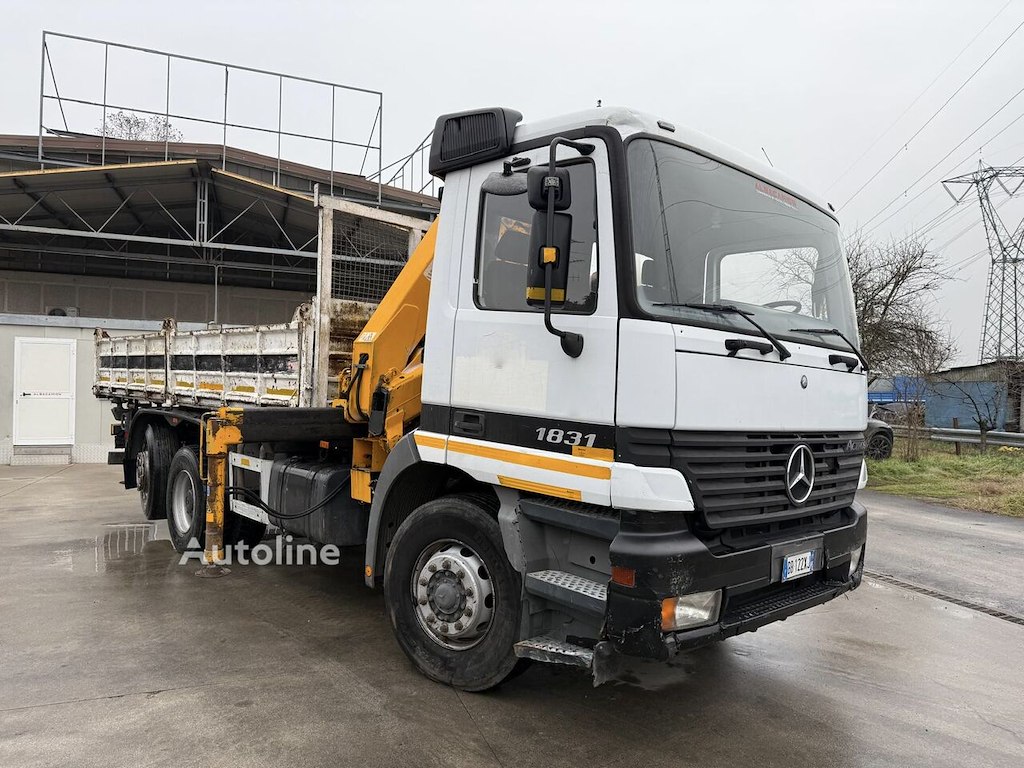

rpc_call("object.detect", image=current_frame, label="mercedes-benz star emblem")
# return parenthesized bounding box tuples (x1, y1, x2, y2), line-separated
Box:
(785, 444, 815, 505)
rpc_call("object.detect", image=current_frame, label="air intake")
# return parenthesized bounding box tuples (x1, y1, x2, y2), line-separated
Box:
(428, 107, 522, 178)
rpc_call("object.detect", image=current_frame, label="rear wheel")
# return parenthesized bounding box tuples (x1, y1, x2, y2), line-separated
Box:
(137, 423, 175, 520)
(383, 496, 523, 691)
(166, 446, 206, 553)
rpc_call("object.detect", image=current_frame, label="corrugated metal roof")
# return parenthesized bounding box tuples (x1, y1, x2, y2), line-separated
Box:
(0, 159, 319, 250)
(0, 134, 439, 213)
(0, 159, 318, 273)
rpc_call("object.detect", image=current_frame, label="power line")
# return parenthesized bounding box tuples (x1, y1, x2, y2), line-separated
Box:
(840, 13, 1024, 210)
(937, 188, 1023, 253)
(825, 0, 1013, 195)
(888, 150, 1024, 253)
(859, 91, 1024, 234)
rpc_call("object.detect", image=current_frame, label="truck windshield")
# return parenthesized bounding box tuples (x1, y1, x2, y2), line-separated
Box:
(627, 138, 859, 349)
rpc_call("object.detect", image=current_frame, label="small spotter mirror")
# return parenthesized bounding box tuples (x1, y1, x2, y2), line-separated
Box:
(481, 171, 528, 196)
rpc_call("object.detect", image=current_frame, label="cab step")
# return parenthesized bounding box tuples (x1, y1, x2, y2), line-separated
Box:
(514, 635, 594, 668)
(519, 498, 619, 540)
(525, 569, 607, 617)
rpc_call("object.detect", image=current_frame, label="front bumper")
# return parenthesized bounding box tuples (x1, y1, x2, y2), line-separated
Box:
(603, 501, 867, 661)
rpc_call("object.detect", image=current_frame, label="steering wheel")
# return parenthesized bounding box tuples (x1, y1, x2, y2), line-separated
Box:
(764, 299, 802, 313)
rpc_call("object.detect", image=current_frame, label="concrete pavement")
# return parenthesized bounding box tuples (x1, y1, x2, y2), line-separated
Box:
(859, 489, 1024, 618)
(1, 465, 1022, 768)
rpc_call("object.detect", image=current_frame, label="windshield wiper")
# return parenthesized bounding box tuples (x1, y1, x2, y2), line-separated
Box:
(788, 327, 869, 371)
(654, 302, 791, 360)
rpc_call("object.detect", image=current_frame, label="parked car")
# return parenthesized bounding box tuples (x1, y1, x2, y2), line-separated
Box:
(865, 418, 894, 459)
(870, 401, 923, 426)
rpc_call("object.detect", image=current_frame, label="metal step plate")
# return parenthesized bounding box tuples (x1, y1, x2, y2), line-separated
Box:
(514, 636, 594, 668)
(525, 569, 607, 616)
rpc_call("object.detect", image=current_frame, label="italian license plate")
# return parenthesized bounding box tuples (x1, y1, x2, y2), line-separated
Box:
(782, 550, 815, 582)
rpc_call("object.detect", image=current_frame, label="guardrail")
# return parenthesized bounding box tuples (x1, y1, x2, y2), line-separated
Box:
(891, 425, 1024, 448)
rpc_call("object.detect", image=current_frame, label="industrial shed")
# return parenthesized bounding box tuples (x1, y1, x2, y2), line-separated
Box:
(0, 135, 437, 465)
(923, 362, 1023, 432)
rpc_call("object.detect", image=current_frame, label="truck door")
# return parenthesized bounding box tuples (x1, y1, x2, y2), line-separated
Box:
(446, 139, 618, 479)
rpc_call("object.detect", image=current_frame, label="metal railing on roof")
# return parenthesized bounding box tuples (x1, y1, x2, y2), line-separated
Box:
(369, 131, 436, 198)
(38, 31, 385, 203)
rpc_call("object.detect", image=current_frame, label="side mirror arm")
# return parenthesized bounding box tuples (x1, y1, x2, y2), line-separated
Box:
(539, 138, 593, 359)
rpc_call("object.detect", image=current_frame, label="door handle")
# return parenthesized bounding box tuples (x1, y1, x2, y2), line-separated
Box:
(828, 354, 859, 371)
(725, 338, 773, 356)
(453, 411, 485, 437)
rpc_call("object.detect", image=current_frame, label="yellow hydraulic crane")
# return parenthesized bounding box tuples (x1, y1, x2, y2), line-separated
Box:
(198, 220, 438, 566)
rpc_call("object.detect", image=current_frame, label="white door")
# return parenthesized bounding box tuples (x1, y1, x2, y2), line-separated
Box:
(449, 140, 619, 452)
(13, 337, 77, 446)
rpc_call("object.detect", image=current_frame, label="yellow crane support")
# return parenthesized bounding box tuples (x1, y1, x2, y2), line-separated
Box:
(339, 219, 438, 502)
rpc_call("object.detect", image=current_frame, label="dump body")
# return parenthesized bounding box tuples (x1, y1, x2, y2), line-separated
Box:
(93, 301, 375, 409)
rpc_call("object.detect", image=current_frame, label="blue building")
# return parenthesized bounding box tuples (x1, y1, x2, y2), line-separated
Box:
(868, 363, 1022, 431)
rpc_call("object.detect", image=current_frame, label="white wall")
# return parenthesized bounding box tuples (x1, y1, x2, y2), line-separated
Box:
(0, 317, 196, 464)
(0, 270, 312, 464)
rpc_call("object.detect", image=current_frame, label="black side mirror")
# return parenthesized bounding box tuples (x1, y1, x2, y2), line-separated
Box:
(526, 211, 572, 307)
(525, 137, 593, 359)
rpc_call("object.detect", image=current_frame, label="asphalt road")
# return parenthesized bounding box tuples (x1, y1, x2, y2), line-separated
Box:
(1, 466, 1022, 768)
(859, 490, 1024, 618)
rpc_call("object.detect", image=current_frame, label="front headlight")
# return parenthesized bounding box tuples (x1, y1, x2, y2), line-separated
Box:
(858, 459, 868, 490)
(661, 589, 722, 631)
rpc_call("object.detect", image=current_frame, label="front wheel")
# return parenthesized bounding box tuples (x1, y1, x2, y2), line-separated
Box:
(383, 496, 523, 691)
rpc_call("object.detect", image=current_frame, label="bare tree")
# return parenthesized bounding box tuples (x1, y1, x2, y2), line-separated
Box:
(766, 233, 950, 385)
(846, 232, 949, 382)
(99, 111, 183, 142)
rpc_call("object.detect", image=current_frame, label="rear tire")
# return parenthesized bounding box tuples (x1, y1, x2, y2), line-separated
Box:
(165, 446, 206, 553)
(137, 423, 176, 521)
(383, 496, 523, 691)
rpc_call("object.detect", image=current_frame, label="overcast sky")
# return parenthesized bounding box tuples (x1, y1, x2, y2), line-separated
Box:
(3, 0, 1024, 364)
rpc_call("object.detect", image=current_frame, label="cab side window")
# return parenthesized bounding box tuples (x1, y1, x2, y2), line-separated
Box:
(475, 162, 598, 313)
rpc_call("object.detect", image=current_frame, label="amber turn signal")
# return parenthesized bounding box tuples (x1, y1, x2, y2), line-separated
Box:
(610, 565, 636, 587)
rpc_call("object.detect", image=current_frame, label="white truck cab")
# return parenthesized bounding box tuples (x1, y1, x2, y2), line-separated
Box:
(368, 106, 867, 683)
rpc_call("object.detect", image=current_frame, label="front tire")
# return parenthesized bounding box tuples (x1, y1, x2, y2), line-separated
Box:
(165, 446, 206, 553)
(383, 496, 523, 691)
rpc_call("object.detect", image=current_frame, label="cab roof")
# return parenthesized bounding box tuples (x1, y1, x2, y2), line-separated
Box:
(514, 106, 837, 222)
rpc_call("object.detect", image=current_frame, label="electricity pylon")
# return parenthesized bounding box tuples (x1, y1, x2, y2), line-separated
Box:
(943, 164, 1024, 362)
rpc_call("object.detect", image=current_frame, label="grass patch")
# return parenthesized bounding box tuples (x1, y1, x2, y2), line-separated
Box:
(867, 441, 1024, 517)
